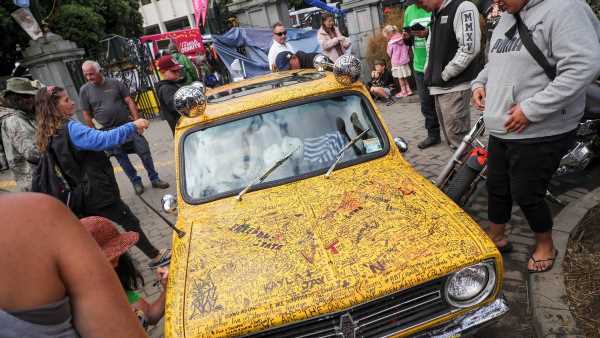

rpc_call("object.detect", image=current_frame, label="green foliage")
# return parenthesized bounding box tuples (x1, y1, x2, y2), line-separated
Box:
(0, 0, 144, 76)
(50, 4, 106, 54)
(48, 0, 144, 54)
(0, 5, 30, 75)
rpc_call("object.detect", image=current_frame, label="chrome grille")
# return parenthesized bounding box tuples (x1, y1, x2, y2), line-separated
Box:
(245, 277, 449, 338)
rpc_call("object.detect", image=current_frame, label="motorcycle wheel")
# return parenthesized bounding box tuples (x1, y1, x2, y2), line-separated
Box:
(445, 165, 480, 205)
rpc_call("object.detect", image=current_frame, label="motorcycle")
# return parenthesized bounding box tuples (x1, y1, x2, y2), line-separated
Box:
(436, 81, 600, 206)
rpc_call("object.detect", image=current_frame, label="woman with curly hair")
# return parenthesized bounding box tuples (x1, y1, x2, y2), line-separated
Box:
(34, 86, 170, 269)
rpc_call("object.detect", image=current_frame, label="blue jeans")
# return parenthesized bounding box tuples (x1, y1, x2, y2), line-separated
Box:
(112, 133, 160, 184)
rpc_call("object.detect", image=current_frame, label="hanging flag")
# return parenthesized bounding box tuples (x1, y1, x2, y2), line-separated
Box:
(201, 0, 209, 27)
(192, 0, 203, 28)
(11, 8, 43, 40)
(193, 0, 209, 27)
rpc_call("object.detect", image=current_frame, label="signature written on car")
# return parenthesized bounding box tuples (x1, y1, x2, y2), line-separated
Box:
(229, 223, 284, 250)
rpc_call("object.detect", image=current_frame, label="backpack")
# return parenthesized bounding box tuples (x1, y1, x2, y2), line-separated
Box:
(31, 147, 82, 212)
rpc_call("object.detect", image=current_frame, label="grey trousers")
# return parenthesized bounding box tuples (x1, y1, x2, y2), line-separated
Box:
(434, 89, 472, 146)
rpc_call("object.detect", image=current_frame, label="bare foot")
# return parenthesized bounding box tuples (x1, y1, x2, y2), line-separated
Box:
(487, 232, 508, 248)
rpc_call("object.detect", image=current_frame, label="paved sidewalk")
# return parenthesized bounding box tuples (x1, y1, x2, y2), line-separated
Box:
(529, 187, 600, 337)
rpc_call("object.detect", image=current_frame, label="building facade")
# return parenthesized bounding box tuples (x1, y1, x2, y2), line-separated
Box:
(139, 0, 196, 34)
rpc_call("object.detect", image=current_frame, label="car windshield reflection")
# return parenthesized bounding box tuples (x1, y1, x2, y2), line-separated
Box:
(182, 94, 386, 202)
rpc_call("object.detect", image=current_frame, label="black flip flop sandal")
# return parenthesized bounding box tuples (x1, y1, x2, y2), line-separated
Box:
(528, 249, 558, 274)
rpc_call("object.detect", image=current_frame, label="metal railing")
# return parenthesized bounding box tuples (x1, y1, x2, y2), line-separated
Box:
(65, 59, 86, 93)
(135, 88, 161, 120)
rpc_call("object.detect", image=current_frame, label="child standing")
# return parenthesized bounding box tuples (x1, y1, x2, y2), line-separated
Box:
(368, 60, 396, 105)
(383, 25, 412, 97)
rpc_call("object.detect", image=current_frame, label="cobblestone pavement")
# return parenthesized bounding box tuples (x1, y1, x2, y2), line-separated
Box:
(1, 99, 598, 338)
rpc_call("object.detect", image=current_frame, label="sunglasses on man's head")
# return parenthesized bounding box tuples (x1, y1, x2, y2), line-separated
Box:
(274, 31, 287, 36)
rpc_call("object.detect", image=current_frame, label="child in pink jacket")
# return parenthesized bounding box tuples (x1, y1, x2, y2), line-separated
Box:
(383, 25, 412, 97)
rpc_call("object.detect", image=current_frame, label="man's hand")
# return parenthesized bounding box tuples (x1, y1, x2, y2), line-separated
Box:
(156, 266, 169, 288)
(132, 118, 149, 134)
(414, 29, 428, 39)
(82, 110, 95, 128)
(505, 104, 530, 133)
(124, 96, 140, 120)
(472, 87, 486, 111)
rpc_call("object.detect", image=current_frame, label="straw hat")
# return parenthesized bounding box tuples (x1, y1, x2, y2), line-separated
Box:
(80, 216, 138, 261)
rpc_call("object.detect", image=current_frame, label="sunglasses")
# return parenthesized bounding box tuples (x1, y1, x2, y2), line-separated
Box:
(274, 31, 287, 36)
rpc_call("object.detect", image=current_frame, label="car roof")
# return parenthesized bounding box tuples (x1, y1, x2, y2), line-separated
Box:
(176, 69, 365, 130)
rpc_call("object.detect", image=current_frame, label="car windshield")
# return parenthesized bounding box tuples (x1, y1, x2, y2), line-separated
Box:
(182, 94, 387, 201)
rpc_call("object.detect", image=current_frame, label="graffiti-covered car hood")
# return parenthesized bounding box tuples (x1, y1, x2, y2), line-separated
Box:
(164, 152, 499, 338)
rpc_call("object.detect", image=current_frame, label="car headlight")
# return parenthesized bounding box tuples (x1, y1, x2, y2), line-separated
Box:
(445, 261, 496, 308)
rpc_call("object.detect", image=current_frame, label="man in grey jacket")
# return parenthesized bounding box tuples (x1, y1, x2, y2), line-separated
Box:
(423, 0, 482, 148)
(472, 0, 600, 273)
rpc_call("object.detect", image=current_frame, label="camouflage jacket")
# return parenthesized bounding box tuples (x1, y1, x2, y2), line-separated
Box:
(0, 107, 39, 191)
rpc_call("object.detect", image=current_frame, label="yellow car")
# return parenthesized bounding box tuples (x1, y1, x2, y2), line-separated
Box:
(161, 55, 508, 338)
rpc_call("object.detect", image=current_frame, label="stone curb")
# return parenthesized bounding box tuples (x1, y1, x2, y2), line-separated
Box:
(529, 186, 600, 338)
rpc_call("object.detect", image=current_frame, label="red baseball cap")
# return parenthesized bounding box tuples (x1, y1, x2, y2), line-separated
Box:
(157, 55, 183, 71)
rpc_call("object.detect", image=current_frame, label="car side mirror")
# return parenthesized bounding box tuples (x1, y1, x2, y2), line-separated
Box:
(394, 137, 408, 153)
(161, 194, 177, 213)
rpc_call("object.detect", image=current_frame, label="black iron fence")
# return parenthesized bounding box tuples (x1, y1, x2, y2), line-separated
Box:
(103, 66, 161, 120)
(65, 59, 86, 93)
(136, 88, 161, 120)
(95, 36, 162, 120)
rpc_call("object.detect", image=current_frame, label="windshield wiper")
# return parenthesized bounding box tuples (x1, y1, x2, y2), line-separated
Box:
(325, 128, 370, 178)
(236, 146, 299, 201)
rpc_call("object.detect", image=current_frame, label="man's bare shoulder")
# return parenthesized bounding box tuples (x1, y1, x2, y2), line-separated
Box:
(0, 193, 73, 225)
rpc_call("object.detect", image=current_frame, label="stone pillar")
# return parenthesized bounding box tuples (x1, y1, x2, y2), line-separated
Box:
(228, 0, 290, 28)
(341, 0, 383, 80)
(22, 32, 86, 119)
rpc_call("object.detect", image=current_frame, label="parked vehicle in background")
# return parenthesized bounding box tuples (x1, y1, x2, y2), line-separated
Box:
(140, 28, 206, 61)
(289, 3, 339, 29)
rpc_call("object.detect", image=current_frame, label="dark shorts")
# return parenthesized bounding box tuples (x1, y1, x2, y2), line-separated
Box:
(486, 131, 576, 232)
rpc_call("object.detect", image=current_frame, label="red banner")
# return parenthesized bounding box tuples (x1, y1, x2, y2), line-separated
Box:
(140, 28, 205, 58)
